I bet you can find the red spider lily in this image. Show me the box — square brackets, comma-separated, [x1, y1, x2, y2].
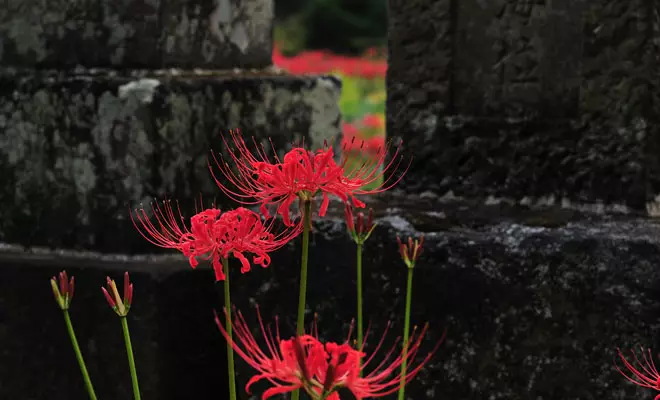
[211, 130, 408, 226]
[215, 307, 443, 400]
[616, 348, 660, 399]
[131, 201, 301, 281]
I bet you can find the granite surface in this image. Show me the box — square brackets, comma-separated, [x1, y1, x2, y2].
[0, 69, 341, 252]
[2, 193, 660, 399]
[387, 0, 660, 214]
[0, 0, 273, 68]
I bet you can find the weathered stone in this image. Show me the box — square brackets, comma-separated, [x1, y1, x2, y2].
[2, 193, 660, 399]
[160, 0, 273, 68]
[0, 69, 341, 251]
[387, 0, 660, 213]
[0, 0, 273, 68]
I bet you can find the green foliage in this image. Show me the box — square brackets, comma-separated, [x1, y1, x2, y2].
[340, 74, 385, 123]
[275, 0, 387, 55]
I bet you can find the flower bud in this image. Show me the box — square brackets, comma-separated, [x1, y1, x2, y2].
[102, 272, 134, 317]
[344, 204, 355, 236]
[51, 270, 74, 310]
[397, 235, 425, 268]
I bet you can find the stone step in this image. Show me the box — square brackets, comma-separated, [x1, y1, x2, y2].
[0, 69, 341, 251]
[1, 195, 658, 399]
[0, 0, 273, 68]
[387, 0, 660, 213]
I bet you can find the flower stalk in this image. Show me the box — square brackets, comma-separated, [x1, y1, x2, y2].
[222, 257, 238, 400]
[121, 316, 141, 400]
[293, 200, 313, 400]
[344, 205, 376, 358]
[51, 271, 97, 400]
[102, 272, 140, 400]
[396, 236, 424, 400]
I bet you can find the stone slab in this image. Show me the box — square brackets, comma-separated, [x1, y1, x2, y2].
[0, 0, 273, 68]
[2, 194, 660, 399]
[387, 0, 660, 213]
[0, 69, 341, 252]
[0, 251, 227, 399]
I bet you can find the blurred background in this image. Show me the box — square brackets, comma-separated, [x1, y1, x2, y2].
[273, 0, 388, 184]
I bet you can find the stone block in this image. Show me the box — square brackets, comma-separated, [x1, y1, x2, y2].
[2, 194, 660, 399]
[0, 69, 341, 252]
[387, 0, 660, 213]
[0, 249, 227, 399]
[0, 0, 273, 68]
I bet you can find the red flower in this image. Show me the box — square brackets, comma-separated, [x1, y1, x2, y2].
[362, 114, 384, 130]
[211, 130, 407, 226]
[216, 308, 442, 400]
[616, 348, 660, 399]
[131, 202, 300, 281]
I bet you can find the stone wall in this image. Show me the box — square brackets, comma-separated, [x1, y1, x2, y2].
[3, 196, 660, 399]
[388, 0, 660, 213]
[0, 70, 340, 251]
[0, 0, 273, 68]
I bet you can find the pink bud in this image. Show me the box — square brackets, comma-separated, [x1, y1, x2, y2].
[357, 212, 365, 235]
[127, 283, 134, 307]
[344, 205, 355, 234]
[59, 271, 68, 296]
[101, 287, 116, 308]
[123, 272, 130, 303]
[69, 277, 75, 299]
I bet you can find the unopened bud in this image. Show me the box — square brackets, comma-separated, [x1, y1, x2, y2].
[344, 205, 355, 235]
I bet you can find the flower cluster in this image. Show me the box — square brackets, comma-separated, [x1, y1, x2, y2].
[209, 130, 407, 227]
[132, 203, 301, 281]
[215, 308, 442, 400]
[273, 47, 386, 78]
[123, 128, 433, 400]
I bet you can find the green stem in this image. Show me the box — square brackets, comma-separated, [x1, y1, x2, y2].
[121, 316, 141, 400]
[292, 200, 313, 400]
[356, 242, 364, 350]
[222, 257, 238, 400]
[63, 311, 97, 400]
[397, 268, 414, 400]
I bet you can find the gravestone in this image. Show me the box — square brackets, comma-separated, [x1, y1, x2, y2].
[0, 0, 341, 252]
[384, 0, 660, 399]
[388, 0, 660, 213]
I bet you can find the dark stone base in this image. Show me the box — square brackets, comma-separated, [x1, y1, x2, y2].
[0, 69, 341, 252]
[0, 252, 227, 400]
[397, 116, 651, 213]
[2, 194, 660, 399]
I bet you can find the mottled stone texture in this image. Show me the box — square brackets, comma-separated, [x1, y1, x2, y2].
[3, 194, 660, 399]
[0, 0, 273, 68]
[388, 0, 660, 213]
[0, 70, 341, 251]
